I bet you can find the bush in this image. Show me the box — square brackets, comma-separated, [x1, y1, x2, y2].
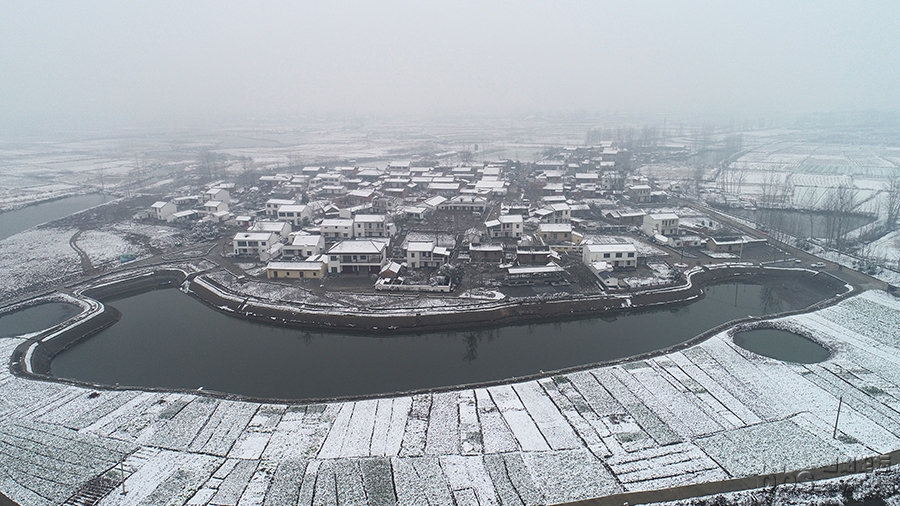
[190, 221, 221, 242]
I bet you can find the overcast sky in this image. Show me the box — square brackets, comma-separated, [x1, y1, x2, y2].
[2, 1, 899, 128]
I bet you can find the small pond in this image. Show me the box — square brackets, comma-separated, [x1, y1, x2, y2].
[733, 328, 831, 363]
[0, 302, 82, 337]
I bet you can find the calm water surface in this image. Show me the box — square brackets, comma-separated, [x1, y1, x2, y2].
[52, 282, 832, 400]
[733, 328, 831, 363]
[0, 194, 110, 241]
[730, 208, 874, 239]
[0, 303, 81, 337]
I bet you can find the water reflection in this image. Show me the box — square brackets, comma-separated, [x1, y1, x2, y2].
[759, 286, 784, 314]
[733, 328, 830, 363]
[50, 281, 835, 400]
[0, 194, 110, 241]
[0, 303, 81, 336]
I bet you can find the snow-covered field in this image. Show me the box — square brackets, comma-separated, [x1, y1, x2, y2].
[867, 230, 900, 266]
[0, 219, 188, 302]
[2, 290, 900, 505]
[0, 227, 81, 300]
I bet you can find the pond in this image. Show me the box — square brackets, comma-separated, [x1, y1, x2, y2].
[50, 280, 837, 400]
[729, 208, 874, 240]
[733, 328, 831, 364]
[0, 302, 82, 337]
[0, 194, 110, 241]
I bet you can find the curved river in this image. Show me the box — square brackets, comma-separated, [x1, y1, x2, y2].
[51, 280, 835, 400]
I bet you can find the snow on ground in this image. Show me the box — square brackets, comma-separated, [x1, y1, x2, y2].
[622, 262, 676, 288]
[0, 226, 81, 301]
[0, 184, 83, 212]
[458, 289, 506, 300]
[867, 229, 900, 266]
[2, 290, 900, 505]
[653, 462, 900, 505]
[583, 234, 668, 257]
[76, 229, 145, 267]
[206, 271, 496, 314]
[0, 219, 190, 302]
[106, 221, 184, 251]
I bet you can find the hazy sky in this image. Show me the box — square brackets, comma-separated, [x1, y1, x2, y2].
[2, 1, 899, 128]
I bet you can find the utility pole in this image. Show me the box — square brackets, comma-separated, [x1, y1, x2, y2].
[120, 460, 127, 495]
[833, 395, 843, 439]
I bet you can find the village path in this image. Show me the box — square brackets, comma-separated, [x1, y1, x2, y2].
[680, 199, 888, 292]
[68, 230, 97, 277]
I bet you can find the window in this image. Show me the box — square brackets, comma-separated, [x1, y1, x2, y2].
[628, 252, 634, 257]
[616, 252, 622, 258]
[603, 253, 610, 258]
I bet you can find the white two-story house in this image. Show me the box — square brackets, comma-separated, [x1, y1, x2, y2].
[233, 231, 279, 258]
[326, 240, 388, 274]
[283, 234, 325, 259]
[151, 201, 177, 221]
[405, 241, 450, 269]
[353, 214, 390, 238]
[265, 199, 296, 216]
[321, 218, 353, 240]
[583, 243, 637, 269]
[276, 204, 313, 226]
[642, 213, 680, 237]
[248, 220, 292, 239]
[485, 214, 523, 239]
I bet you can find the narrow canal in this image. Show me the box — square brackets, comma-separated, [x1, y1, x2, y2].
[49, 278, 839, 400]
[0, 194, 110, 241]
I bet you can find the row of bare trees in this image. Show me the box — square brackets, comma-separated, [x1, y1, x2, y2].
[884, 172, 900, 232]
[821, 184, 859, 249]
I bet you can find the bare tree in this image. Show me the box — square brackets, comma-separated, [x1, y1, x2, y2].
[692, 164, 704, 194]
[883, 172, 900, 231]
[823, 183, 858, 249]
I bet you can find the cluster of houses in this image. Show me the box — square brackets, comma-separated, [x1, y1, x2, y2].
[150, 185, 232, 224]
[147, 146, 760, 291]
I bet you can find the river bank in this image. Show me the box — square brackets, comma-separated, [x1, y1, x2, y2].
[1, 286, 897, 506]
[6, 261, 853, 404]
[186, 263, 849, 335]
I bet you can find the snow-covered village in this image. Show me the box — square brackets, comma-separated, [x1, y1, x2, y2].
[0, 118, 900, 506]
[4, 3, 900, 505]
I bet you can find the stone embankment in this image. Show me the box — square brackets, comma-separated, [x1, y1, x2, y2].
[186, 264, 850, 335]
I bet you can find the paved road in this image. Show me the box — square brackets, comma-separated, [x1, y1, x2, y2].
[683, 200, 888, 292]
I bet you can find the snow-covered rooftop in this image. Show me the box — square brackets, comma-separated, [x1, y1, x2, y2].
[326, 240, 386, 255]
[290, 234, 322, 247]
[233, 232, 276, 241]
[353, 214, 385, 223]
[266, 261, 323, 271]
[539, 223, 572, 232]
[584, 243, 637, 253]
